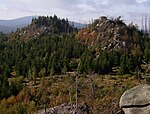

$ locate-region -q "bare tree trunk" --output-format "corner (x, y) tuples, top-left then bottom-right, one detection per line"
(89, 78), (95, 99)
(69, 86), (72, 105)
(76, 74), (78, 109)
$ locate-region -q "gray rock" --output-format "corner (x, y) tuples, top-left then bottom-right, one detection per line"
(35, 102), (91, 114)
(120, 84), (150, 114)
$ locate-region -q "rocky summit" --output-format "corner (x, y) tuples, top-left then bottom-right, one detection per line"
(77, 16), (142, 54)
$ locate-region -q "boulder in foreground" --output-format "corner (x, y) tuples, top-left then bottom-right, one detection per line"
(120, 84), (150, 114)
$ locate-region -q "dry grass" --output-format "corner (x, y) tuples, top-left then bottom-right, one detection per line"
(0, 74), (142, 114)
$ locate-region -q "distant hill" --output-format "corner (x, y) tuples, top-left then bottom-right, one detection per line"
(9, 15), (77, 41)
(69, 21), (87, 29)
(0, 16), (35, 33)
(0, 25), (15, 33)
(0, 16), (87, 34)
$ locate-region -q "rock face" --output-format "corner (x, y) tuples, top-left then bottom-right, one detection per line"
(120, 84), (150, 114)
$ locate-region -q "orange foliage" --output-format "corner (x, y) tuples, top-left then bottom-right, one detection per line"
(76, 29), (98, 44)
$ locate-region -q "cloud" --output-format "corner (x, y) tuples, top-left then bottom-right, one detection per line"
(136, 0), (150, 3)
(0, 0), (150, 26)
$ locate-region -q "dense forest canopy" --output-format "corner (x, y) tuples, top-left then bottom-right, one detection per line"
(31, 15), (74, 34)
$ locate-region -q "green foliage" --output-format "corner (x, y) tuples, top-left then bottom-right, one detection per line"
(92, 51), (114, 74)
(0, 34), (85, 77)
(9, 77), (23, 96)
(1, 32), (147, 77)
(14, 103), (27, 114)
(0, 75), (10, 99)
(31, 15), (75, 34)
(144, 48), (150, 63)
(0, 75), (23, 99)
(119, 53), (139, 75)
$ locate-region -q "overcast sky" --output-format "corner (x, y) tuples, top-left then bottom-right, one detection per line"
(0, 0), (150, 27)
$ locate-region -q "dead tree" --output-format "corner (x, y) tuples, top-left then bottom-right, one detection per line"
(75, 60), (81, 109)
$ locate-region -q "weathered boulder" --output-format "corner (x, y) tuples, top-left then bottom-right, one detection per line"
(120, 84), (150, 114)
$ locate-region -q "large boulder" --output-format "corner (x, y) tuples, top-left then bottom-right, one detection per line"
(120, 84), (150, 114)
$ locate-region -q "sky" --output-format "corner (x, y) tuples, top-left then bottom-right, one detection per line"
(0, 0), (150, 27)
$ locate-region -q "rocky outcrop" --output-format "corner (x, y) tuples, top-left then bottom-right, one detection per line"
(35, 102), (91, 114)
(77, 16), (142, 53)
(120, 84), (150, 114)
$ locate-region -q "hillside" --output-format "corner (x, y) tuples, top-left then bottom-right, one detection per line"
(8, 15), (76, 41)
(0, 16), (86, 34)
(77, 16), (144, 55)
(0, 16), (34, 33)
(0, 16), (34, 27)
(1, 15), (150, 77)
(0, 25), (15, 33)
(69, 21), (87, 29)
